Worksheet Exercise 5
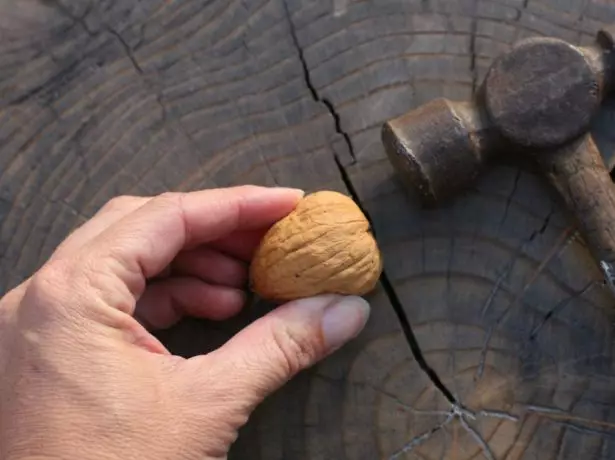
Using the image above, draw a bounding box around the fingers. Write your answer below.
[208,229,269,262]
[135,277,246,330]
[82,186,304,300]
[171,247,247,287]
[181,295,370,415]
[50,195,150,261]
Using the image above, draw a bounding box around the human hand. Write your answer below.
[0,186,371,460]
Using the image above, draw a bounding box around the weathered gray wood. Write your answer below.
[3,0,615,459]
[285,0,615,458]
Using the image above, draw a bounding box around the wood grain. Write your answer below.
[3,0,615,458]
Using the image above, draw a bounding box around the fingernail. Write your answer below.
[265,186,304,195]
[321,296,371,351]
[280,187,305,198]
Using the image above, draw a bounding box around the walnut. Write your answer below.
[249,190,383,301]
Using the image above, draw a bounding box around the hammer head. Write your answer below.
[483,37,603,149]
[383,31,614,207]
[381,98,494,206]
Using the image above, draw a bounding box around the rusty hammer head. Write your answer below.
[381,26,615,285]
[381,28,615,207]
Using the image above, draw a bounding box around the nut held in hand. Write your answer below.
[249,191,383,302]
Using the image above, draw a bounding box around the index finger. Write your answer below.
[80,185,304,296]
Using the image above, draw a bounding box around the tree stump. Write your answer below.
[2,0,615,458]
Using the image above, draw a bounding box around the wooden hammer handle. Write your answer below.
[539,134,615,266]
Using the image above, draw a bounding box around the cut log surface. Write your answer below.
[3,0,615,458]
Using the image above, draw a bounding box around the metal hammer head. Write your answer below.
[381,29,615,206]
[381,98,494,206]
[381,26,615,294]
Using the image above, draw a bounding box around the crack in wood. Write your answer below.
[498,167,522,234]
[315,373,522,426]
[312,372,449,417]
[459,415,496,460]
[476,409,520,422]
[46,0,96,36]
[6,59,81,106]
[282,0,355,162]
[559,421,615,439]
[321,97,356,162]
[475,236,533,379]
[5,1,144,108]
[478,202,558,341]
[106,26,143,74]
[479,247,521,318]
[525,405,615,432]
[529,204,556,241]
[282,0,459,405]
[389,412,455,459]
[282,0,316,101]
[314,372,524,427]
[525,404,569,415]
[476,220,571,381]
[528,280,596,341]
[337,158,457,404]
[388,404,518,459]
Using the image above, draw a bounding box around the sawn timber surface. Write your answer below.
[3,0,615,459]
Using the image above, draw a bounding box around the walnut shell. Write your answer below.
[249,190,383,301]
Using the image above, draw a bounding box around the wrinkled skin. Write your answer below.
[0,186,370,460]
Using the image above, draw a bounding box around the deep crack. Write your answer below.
[283,0,317,101]
[283,0,355,161]
[282,0,456,405]
[322,97,356,161]
[377,253,456,404]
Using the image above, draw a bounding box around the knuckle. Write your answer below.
[101,195,139,212]
[156,191,182,204]
[270,323,321,377]
[153,192,185,216]
[153,192,188,236]
[0,280,28,308]
[24,260,70,307]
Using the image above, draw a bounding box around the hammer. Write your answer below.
[381,26,615,293]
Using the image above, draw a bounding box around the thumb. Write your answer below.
[185,294,370,414]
